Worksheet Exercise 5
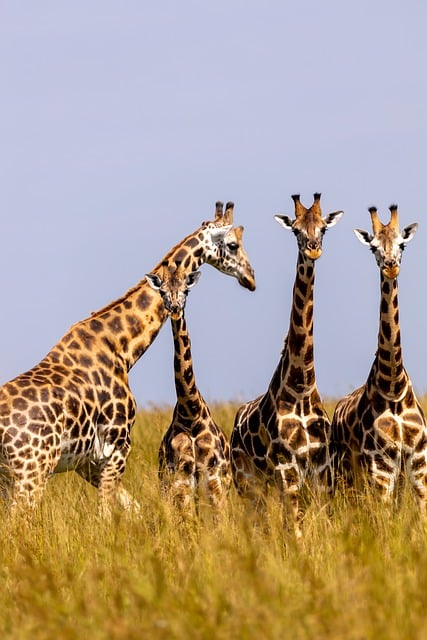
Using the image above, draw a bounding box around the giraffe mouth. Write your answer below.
[382,266,399,279]
[238,270,256,291]
[305,248,322,260]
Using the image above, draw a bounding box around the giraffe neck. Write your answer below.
[272,252,317,397]
[49,228,214,372]
[171,314,203,419]
[368,272,407,399]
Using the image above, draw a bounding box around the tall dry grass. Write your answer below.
[2,400,427,639]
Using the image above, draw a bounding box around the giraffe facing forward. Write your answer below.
[0,202,255,513]
[230,193,343,538]
[146,262,232,513]
[331,205,427,508]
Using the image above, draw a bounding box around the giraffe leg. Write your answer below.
[408,451,427,515]
[197,465,230,512]
[97,448,137,517]
[169,473,197,512]
[0,445,60,511]
[160,459,197,512]
[76,447,139,516]
[195,435,231,512]
[230,446,266,509]
[367,451,400,506]
[159,432,197,514]
[275,464,303,541]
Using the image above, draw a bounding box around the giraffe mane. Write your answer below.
[89,214,224,319]
[90,279,148,318]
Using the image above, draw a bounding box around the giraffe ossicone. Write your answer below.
[230,193,343,540]
[0,201,255,514]
[331,204,427,508]
[147,261,232,513]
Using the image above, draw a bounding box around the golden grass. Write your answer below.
[2,400,427,639]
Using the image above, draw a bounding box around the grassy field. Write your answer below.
[2,400,427,639]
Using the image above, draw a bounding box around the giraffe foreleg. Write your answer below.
[310,443,335,500]
[76,444,139,516]
[230,441,267,509]
[274,463,303,541]
[96,447,137,517]
[408,451,427,514]
[159,432,197,513]
[0,442,61,511]
[160,459,197,512]
[194,432,231,511]
[197,462,231,511]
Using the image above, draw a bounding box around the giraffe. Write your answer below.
[146,262,231,513]
[331,205,427,509]
[230,193,343,539]
[0,201,255,514]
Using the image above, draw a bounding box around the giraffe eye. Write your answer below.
[226,242,239,252]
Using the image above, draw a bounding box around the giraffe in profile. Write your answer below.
[147,262,231,513]
[331,205,427,508]
[0,201,255,514]
[230,193,343,539]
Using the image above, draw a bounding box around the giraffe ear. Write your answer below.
[353,228,373,245]
[146,273,163,290]
[186,271,201,288]
[401,223,418,244]
[274,214,294,230]
[210,225,233,244]
[324,210,344,228]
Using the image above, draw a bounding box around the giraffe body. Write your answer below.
[147,264,231,512]
[331,206,427,507]
[0,202,255,512]
[230,194,343,538]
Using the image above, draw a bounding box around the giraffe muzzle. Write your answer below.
[168,306,183,320]
[238,268,256,291]
[305,247,322,260]
[382,265,400,279]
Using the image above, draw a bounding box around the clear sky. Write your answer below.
[1,1,427,408]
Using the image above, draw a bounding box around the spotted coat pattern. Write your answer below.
[147,263,231,512]
[331,206,427,508]
[230,194,343,538]
[0,202,255,513]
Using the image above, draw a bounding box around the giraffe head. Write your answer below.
[354,205,418,279]
[206,201,256,291]
[146,262,201,320]
[274,193,343,260]
[163,201,255,292]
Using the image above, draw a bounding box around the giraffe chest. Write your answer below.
[55,422,117,472]
[359,407,426,452]
[267,411,331,461]
[55,385,135,472]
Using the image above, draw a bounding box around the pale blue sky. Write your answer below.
[1,1,426,407]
